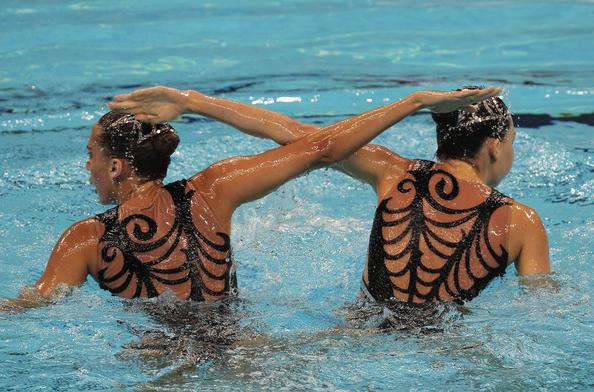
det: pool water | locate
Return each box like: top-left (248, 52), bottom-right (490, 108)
top-left (1, 0), bottom-right (593, 390)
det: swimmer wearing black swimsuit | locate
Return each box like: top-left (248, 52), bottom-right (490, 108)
top-left (5, 86), bottom-right (497, 308)
top-left (95, 180), bottom-right (236, 301)
top-left (364, 160), bottom-right (512, 304)
top-left (102, 86), bottom-right (549, 306)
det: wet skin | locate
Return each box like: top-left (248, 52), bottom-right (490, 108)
top-left (0, 86), bottom-right (502, 308)
top-left (108, 86), bottom-right (549, 303)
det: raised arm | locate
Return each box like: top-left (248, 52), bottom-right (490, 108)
top-left (110, 86), bottom-right (319, 144)
top-left (109, 87), bottom-right (489, 196)
top-left (108, 87), bottom-right (408, 194)
top-left (183, 88), bottom-right (499, 225)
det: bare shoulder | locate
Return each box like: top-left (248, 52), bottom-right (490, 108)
top-left (363, 144), bottom-right (410, 171)
top-left (59, 218), bottom-right (103, 272)
top-left (509, 200), bottom-right (545, 231)
top-left (35, 217), bottom-right (102, 297)
top-left (60, 217), bottom-right (103, 245)
top-left (188, 156), bottom-right (249, 188)
top-left (375, 153), bottom-right (414, 201)
top-left (187, 165), bottom-right (234, 231)
top-left (187, 161), bottom-right (230, 201)
top-left (507, 200), bottom-right (550, 275)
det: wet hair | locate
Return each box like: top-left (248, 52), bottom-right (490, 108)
top-left (431, 86), bottom-right (511, 161)
top-left (97, 112), bottom-right (180, 180)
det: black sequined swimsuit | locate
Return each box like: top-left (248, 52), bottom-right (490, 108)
top-left (365, 160), bottom-right (512, 303)
top-left (95, 180), bottom-right (235, 301)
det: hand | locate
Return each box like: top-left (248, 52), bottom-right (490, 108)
top-left (108, 86), bottom-right (190, 123)
top-left (412, 87), bottom-right (501, 113)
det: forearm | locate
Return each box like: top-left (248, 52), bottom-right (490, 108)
top-left (306, 94), bottom-right (423, 165)
top-left (184, 90), bottom-right (308, 144)
top-left (0, 286), bottom-right (51, 313)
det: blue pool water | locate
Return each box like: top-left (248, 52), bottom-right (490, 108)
top-left (1, 0), bottom-right (593, 390)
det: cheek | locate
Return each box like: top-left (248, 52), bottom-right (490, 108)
top-left (503, 145), bottom-right (514, 173)
top-left (88, 159), bottom-right (107, 184)
top-left (508, 144), bottom-right (515, 164)
top-left (89, 162), bottom-right (99, 179)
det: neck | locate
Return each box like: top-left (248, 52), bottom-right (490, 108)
top-left (440, 159), bottom-right (489, 185)
top-left (116, 177), bottom-right (163, 204)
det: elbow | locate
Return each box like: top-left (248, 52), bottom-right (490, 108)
top-left (301, 129), bottom-right (348, 166)
top-left (319, 149), bottom-right (342, 166)
top-left (311, 138), bottom-right (343, 166)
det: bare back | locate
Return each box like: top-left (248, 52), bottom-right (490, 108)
top-left (364, 160), bottom-right (514, 303)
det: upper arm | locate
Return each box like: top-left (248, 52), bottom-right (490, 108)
top-left (290, 123), bottom-right (408, 195)
top-left (35, 218), bottom-right (99, 298)
top-left (190, 136), bottom-right (328, 224)
top-left (334, 144), bottom-right (409, 197)
top-left (511, 204), bottom-right (551, 276)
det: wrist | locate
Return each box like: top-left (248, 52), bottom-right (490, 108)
top-left (184, 89), bottom-right (208, 114)
top-left (408, 91), bottom-right (427, 110)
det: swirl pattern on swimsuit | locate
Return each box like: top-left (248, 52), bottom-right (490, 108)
top-left (95, 180), bottom-right (234, 301)
top-left (366, 160), bottom-right (512, 303)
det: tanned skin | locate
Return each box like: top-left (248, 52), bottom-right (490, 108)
top-left (1, 87), bottom-right (500, 311)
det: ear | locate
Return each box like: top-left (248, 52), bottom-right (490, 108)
top-left (485, 138), bottom-right (501, 163)
top-left (108, 158), bottom-right (125, 181)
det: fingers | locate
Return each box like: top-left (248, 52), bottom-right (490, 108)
top-left (477, 87), bottom-right (502, 98)
top-left (457, 87), bottom-right (502, 106)
top-left (107, 101), bottom-right (139, 111)
top-left (113, 93), bottom-right (132, 102)
top-left (457, 87), bottom-right (501, 97)
top-left (135, 113), bottom-right (159, 123)
top-left (105, 101), bottom-right (159, 122)
top-left (476, 87), bottom-right (501, 100)
top-left (113, 86), bottom-right (161, 102)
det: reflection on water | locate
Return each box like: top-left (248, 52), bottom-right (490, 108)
top-left (116, 293), bottom-right (259, 374)
top-left (341, 290), bottom-right (467, 333)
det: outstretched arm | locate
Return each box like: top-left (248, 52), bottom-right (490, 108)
top-left (1, 219), bottom-right (97, 312)
top-left (109, 88), bottom-right (409, 193)
top-left (110, 87), bottom-right (317, 144)
top-left (182, 91), bottom-right (413, 194)
top-left (184, 88), bottom-right (499, 226)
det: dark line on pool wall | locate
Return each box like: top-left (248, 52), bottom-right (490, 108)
top-left (297, 111), bottom-right (594, 128)
top-left (5, 69), bottom-right (593, 103)
top-left (213, 82), bottom-right (260, 94)
top-left (0, 126), bottom-right (89, 136)
top-left (512, 113), bottom-right (594, 128)
top-left (2, 112), bottom-right (594, 136)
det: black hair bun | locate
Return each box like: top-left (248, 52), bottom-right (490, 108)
top-left (156, 131), bottom-right (180, 157)
top-left (136, 122), bottom-right (179, 158)
top-left (431, 110), bottom-right (459, 129)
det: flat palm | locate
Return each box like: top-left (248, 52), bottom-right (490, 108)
top-left (109, 86), bottom-right (187, 122)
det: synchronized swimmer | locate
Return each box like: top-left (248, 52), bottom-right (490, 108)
top-left (2, 85), bottom-right (549, 314)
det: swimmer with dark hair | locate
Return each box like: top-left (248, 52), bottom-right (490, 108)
top-left (107, 85), bottom-right (551, 307)
top-left (1, 86), bottom-right (498, 310)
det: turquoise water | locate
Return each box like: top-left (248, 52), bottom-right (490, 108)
top-left (1, 0), bottom-right (593, 390)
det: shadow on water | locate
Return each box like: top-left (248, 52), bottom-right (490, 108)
top-left (114, 293), bottom-right (260, 385)
top-left (339, 291), bottom-right (468, 334)
top-left (111, 289), bottom-right (470, 389)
